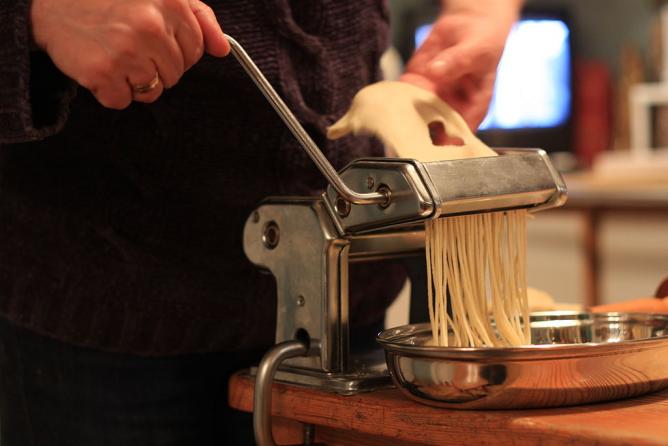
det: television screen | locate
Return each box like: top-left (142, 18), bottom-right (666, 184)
top-left (415, 18), bottom-right (572, 132)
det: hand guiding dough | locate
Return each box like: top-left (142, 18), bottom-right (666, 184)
top-left (327, 81), bottom-right (496, 162)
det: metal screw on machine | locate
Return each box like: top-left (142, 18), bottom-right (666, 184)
top-left (376, 184), bottom-right (392, 209)
top-left (334, 196), bottom-right (351, 217)
top-left (262, 221), bottom-right (280, 250)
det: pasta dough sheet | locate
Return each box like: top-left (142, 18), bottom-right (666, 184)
top-left (327, 81), bottom-right (496, 161)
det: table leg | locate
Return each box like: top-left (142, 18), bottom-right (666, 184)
top-left (582, 209), bottom-right (600, 307)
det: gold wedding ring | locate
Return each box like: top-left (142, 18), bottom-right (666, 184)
top-left (132, 72), bottom-right (160, 94)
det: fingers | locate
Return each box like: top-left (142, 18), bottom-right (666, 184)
top-left (93, 61), bottom-right (164, 108)
top-left (463, 77), bottom-right (495, 129)
top-left (92, 80), bottom-right (133, 110)
top-left (148, 35), bottom-right (185, 88)
top-left (88, 58), bottom-right (166, 109)
top-left (424, 45), bottom-right (476, 86)
top-left (173, 0), bottom-right (204, 70)
top-left (128, 64), bottom-right (164, 103)
top-left (401, 71), bottom-right (490, 131)
top-left (65, 0), bottom-right (225, 110)
top-left (188, 0), bottom-right (230, 57)
top-left (438, 75), bottom-right (493, 130)
top-left (403, 47), bottom-right (496, 131)
top-left (400, 73), bottom-right (437, 94)
top-left (405, 23), bottom-right (449, 75)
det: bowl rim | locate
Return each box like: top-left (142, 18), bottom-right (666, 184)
top-left (377, 311), bottom-right (668, 360)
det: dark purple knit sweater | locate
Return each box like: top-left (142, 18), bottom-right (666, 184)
top-left (0, 0), bottom-right (404, 355)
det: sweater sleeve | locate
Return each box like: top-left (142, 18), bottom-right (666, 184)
top-left (0, 0), bottom-right (76, 144)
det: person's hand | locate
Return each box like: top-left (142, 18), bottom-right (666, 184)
top-left (401, 1), bottom-right (521, 131)
top-left (30, 0), bottom-right (230, 109)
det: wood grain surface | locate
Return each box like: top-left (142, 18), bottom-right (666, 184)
top-left (229, 373), bottom-right (668, 446)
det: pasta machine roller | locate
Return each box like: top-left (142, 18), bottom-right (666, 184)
top-left (226, 36), bottom-right (567, 445)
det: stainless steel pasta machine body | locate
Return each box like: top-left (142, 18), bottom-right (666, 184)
top-left (243, 150), bottom-right (566, 394)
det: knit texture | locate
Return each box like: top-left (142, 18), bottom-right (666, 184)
top-left (0, 0), bottom-right (75, 143)
top-left (0, 0), bottom-right (405, 355)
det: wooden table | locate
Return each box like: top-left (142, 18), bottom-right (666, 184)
top-left (558, 173), bottom-right (668, 307)
top-left (229, 373), bottom-right (668, 446)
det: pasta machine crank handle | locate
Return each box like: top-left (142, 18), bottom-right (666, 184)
top-left (225, 34), bottom-right (386, 206)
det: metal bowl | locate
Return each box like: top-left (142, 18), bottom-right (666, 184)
top-left (377, 311), bottom-right (668, 409)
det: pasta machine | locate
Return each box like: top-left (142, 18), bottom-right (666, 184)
top-left (225, 36), bottom-right (567, 444)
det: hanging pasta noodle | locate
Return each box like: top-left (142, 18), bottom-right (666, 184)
top-left (425, 210), bottom-right (531, 347)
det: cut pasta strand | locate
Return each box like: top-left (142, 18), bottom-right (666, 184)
top-left (425, 210), bottom-right (530, 347)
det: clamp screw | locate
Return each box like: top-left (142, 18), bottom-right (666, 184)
top-left (366, 176), bottom-right (375, 189)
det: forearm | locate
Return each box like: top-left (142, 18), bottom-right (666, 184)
top-left (0, 0), bottom-right (75, 144)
